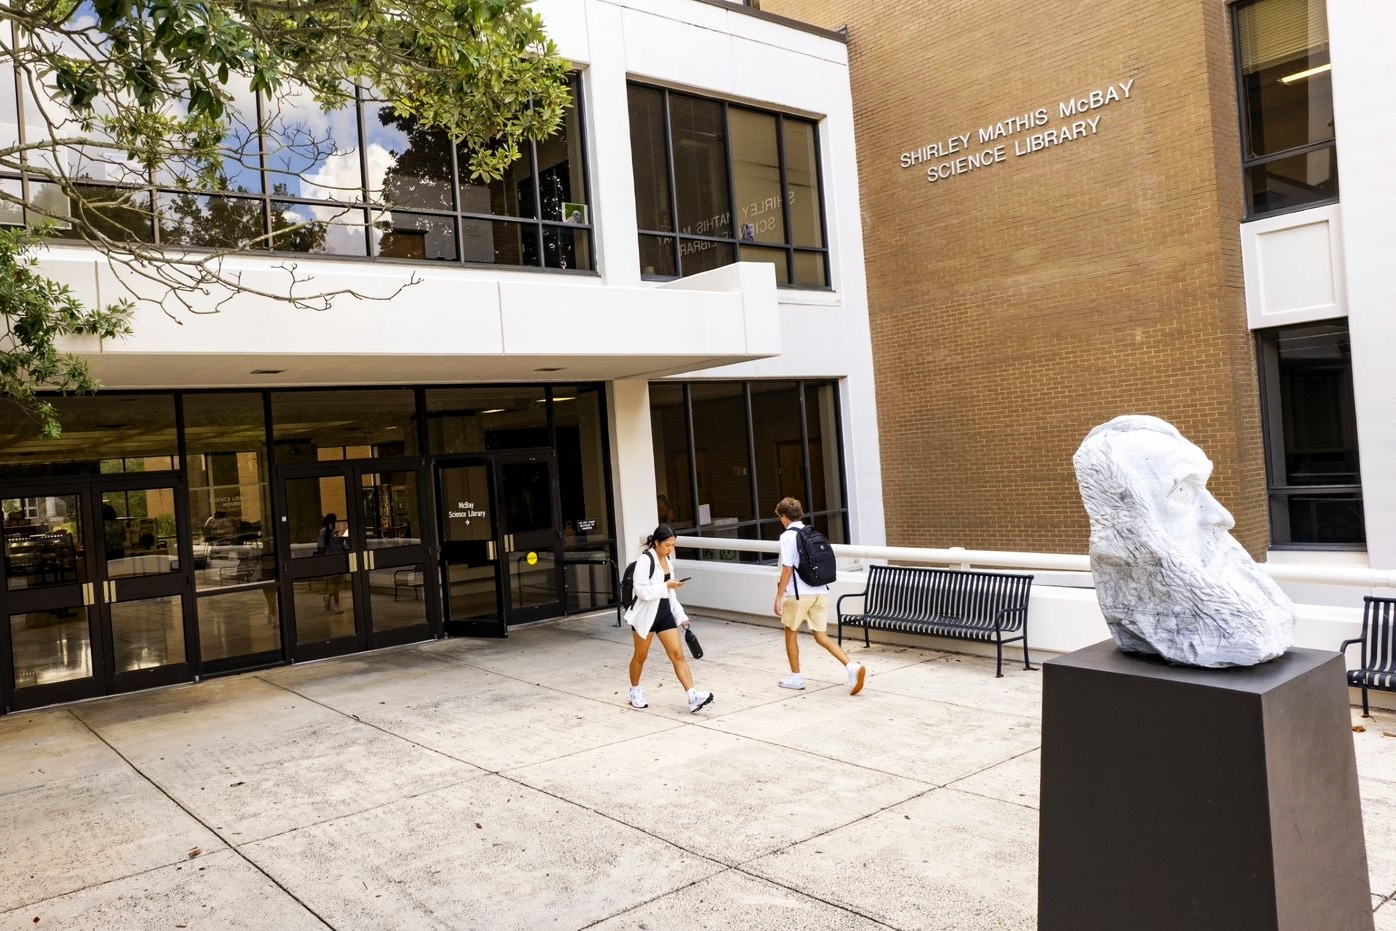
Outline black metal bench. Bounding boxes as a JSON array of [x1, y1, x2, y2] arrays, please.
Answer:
[[837, 564, 1034, 677], [1340, 595, 1396, 717]]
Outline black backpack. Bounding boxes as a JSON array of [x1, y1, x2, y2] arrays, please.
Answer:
[[791, 524, 837, 595], [619, 551, 656, 611]]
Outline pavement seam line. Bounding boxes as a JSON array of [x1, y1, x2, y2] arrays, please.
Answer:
[[65, 708, 340, 930], [256, 673, 692, 773]]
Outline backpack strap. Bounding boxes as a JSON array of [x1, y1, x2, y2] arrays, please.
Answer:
[[784, 525, 801, 601]]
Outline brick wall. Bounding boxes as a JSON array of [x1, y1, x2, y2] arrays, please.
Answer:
[[760, 0, 1267, 556]]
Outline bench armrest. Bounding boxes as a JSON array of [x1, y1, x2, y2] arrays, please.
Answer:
[[1338, 637, 1363, 657], [836, 589, 867, 617]]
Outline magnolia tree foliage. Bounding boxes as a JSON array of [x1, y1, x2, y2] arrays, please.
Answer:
[[0, 0, 571, 436]]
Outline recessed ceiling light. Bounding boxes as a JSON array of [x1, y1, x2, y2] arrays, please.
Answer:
[[250, 369, 285, 375], [481, 408, 506, 414], [534, 366, 564, 372], [1279, 63, 1331, 84]]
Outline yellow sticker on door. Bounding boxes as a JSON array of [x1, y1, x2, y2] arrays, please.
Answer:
[[526, 551, 538, 565]]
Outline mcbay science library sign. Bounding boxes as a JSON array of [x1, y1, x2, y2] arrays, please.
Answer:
[[898, 78, 1136, 185]]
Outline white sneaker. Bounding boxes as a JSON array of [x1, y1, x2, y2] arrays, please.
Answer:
[[687, 689, 714, 713], [628, 686, 647, 709], [847, 662, 866, 696], [778, 674, 805, 690]]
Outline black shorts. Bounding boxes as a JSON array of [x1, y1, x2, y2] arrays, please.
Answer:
[[651, 599, 678, 634]]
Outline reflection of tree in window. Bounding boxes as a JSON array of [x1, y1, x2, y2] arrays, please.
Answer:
[[374, 112, 454, 212], [160, 184, 324, 251]]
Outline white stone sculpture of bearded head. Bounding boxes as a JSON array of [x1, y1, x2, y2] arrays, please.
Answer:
[[1072, 415, 1294, 667]]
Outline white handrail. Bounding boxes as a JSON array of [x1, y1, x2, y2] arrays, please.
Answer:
[[674, 535, 1396, 590]]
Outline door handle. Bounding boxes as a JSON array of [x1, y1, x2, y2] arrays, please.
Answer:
[[105, 580, 117, 604], [349, 551, 358, 574], [363, 550, 375, 571], [505, 534, 514, 552], [82, 582, 94, 606], [487, 540, 496, 561]]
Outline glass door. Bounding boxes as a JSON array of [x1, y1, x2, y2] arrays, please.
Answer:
[[284, 470, 359, 661], [281, 462, 432, 661], [498, 452, 563, 624], [356, 465, 432, 648], [437, 459, 504, 637], [435, 452, 562, 637], [2, 476, 192, 713]]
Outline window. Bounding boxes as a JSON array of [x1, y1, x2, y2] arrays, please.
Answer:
[[651, 380, 847, 557], [2, 67, 592, 271], [1233, 0, 1337, 217], [1256, 322, 1364, 546], [629, 83, 828, 287]]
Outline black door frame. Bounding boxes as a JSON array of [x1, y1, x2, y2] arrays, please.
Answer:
[[1, 471, 195, 713], [276, 458, 435, 662], [434, 449, 564, 635]]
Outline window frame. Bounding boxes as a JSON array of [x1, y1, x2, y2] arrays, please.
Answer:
[[0, 70, 594, 273], [1230, 0, 1339, 220], [629, 81, 830, 289], [652, 379, 849, 561], [1255, 321, 1365, 549]]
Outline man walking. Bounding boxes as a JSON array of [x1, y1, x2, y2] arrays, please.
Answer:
[[772, 497, 865, 694]]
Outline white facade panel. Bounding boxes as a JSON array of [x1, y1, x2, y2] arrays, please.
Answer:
[[1330, 0, 1396, 567], [1241, 205, 1345, 328]]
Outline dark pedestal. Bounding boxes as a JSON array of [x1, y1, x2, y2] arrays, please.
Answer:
[[1039, 640, 1373, 931]]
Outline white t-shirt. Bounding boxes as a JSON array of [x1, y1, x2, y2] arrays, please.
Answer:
[[779, 521, 830, 599]]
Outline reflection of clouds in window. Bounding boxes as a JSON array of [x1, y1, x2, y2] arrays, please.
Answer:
[[361, 100, 411, 204], [273, 201, 367, 256], [152, 75, 262, 192], [263, 84, 363, 202]]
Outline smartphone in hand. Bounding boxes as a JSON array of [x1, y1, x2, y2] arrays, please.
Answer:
[[677, 576, 692, 583]]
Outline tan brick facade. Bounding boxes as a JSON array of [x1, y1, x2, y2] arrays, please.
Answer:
[[761, 0, 1268, 556]]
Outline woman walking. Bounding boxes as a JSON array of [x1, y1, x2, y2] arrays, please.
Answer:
[[625, 524, 714, 713]]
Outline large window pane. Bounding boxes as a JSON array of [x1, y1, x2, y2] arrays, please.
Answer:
[[690, 384, 753, 525], [670, 95, 731, 240], [271, 390, 418, 462], [370, 114, 455, 211], [425, 387, 547, 454], [1274, 324, 1358, 486], [783, 119, 824, 248], [640, 235, 677, 277], [804, 382, 845, 537], [159, 193, 269, 250], [265, 84, 365, 204], [1259, 321, 1363, 546], [633, 85, 825, 286], [680, 239, 735, 277], [536, 78, 587, 224], [629, 85, 673, 233], [459, 144, 535, 219], [374, 211, 459, 261], [271, 201, 368, 256], [750, 382, 802, 509], [650, 384, 692, 529], [1234, 0, 1336, 216], [730, 108, 784, 245], [1245, 148, 1337, 216], [0, 394, 177, 479], [183, 393, 275, 594]]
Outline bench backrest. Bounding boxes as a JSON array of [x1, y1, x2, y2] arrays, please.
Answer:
[[863, 564, 1033, 630], [1358, 596, 1396, 673]]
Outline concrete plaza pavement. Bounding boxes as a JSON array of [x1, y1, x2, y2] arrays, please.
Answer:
[[3, 611, 1396, 930]]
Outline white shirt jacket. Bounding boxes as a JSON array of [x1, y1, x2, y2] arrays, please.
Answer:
[[624, 550, 689, 637]]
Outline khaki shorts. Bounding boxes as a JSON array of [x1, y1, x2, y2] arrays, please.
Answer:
[[781, 594, 829, 633]]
